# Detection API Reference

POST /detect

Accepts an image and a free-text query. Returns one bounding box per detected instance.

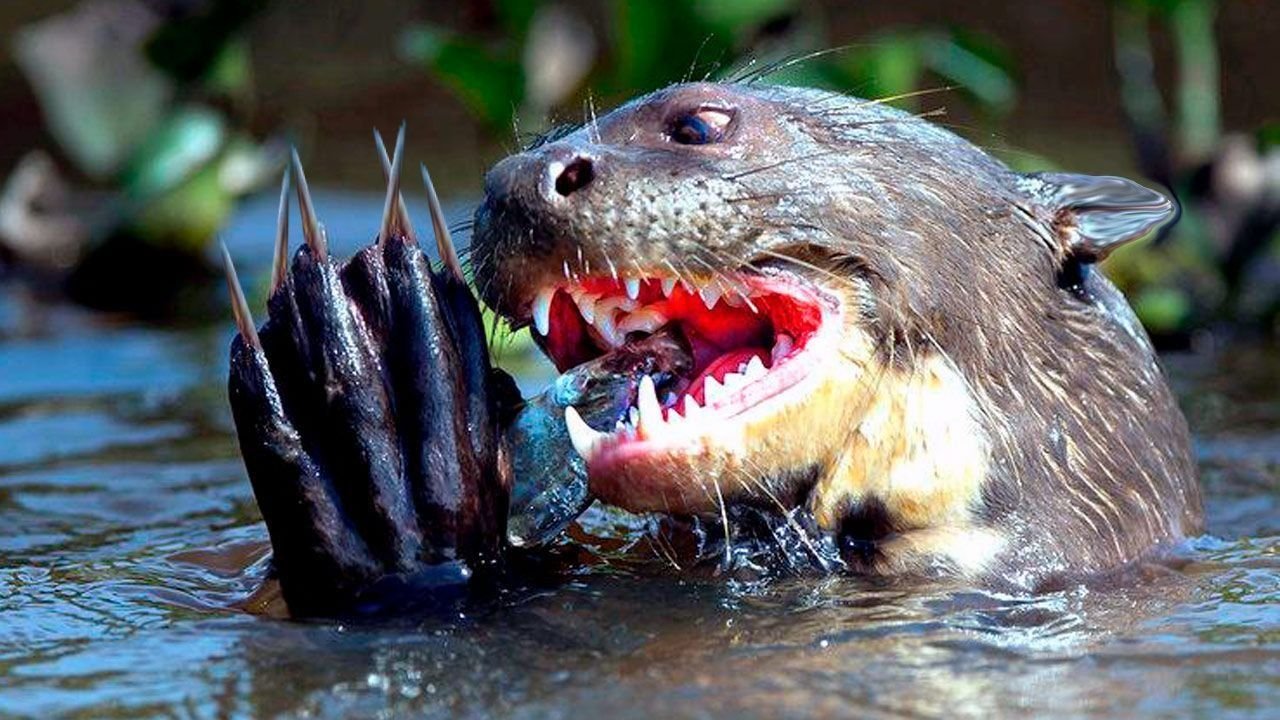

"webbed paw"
[224,129,511,617]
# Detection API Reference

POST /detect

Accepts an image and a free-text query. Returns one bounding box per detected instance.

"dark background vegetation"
[0,0,1276,340]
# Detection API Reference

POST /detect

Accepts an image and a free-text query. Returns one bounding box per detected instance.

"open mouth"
[525,267,843,476]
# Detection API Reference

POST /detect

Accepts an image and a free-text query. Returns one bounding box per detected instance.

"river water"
[0,192,1276,718]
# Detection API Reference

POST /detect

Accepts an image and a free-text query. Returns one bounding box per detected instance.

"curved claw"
[226,144,511,618]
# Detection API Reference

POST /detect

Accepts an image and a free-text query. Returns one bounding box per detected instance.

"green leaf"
[691,0,799,39]
[1258,123,1280,150]
[143,0,268,84]
[494,0,541,38]
[400,25,525,129]
[120,106,227,201]
[921,31,1017,116]
[1133,286,1194,333]
[12,4,172,179]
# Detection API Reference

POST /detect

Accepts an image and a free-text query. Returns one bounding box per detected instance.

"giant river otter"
[225,82,1203,617]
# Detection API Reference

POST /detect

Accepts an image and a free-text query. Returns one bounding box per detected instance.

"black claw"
[271,168,291,293]
[421,164,465,282]
[221,243,259,348]
[227,156,511,616]
[289,148,326,259]
[378,125,408,243]
[374,126,415,243]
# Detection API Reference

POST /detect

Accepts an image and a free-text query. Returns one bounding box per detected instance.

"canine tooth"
[532,289,554,336]
[573,292,598,323]
[596,310,624,347]
[565,406,607,460]
[699,286,721,310]
[597,295,639,314]
[772,334,794,363]
[703,376,724,404]
[682,394,702,421]
[624,277,641,300]
[637,375,663,437]
[661,277,677,297]
[617,308,667,335]
[745,355,767,378]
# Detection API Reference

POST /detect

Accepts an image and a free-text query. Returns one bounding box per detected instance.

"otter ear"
[1017,172,1177,261]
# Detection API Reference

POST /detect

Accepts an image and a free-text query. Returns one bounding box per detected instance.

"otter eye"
[668,107,733,145]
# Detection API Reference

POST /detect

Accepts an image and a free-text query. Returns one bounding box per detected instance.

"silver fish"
[506,328,692,547]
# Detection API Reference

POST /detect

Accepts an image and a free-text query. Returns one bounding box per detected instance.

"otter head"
[470,81,1183,572]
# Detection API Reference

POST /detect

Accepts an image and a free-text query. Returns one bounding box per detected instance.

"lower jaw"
[586,344,859,515]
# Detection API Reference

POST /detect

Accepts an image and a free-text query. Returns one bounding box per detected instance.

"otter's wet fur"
[471,82,1202,589]
[225,82,1203,617]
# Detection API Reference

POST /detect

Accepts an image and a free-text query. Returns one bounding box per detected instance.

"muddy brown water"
[0,192,1276,718]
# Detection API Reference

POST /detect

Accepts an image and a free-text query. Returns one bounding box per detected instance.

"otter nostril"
[554,156,595,197]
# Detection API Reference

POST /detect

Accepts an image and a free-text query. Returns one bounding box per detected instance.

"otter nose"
[550,154,595,198]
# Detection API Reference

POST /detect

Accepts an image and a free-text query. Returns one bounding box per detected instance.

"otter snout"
[482,142,601,216]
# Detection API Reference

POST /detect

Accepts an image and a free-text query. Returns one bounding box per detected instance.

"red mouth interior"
[536,277,822,409]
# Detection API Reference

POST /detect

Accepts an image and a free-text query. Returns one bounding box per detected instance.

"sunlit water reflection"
[0,193,1276,718]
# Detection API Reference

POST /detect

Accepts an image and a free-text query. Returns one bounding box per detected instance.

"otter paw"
[224,129,511,617]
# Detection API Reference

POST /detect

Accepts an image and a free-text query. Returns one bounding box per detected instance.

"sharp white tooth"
[617,308,668,335]
[573,292,598,323]
[745,355,767,378]
[597,295,638,315]
[596,310,624,347]
[683,394,702,421]
[681,279,696,295]
[723,292,743,308]
[723,371,746,390]
[703,376,724,404]
[772,334,794,363]
[628,407,639,426]
[661,277,677,297]
[624,277,641,300]
[532,288,554,336]
[662,391,677,407]
[615,419,626,432]
[666,406,683,425]
[637,375,663,438]
[699,286,721,310]
[565,406,604,460]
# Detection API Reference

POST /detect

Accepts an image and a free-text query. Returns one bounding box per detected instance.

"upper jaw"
[514,262,849,513]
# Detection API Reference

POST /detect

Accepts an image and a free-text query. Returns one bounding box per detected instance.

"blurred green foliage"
[404,0,1277,342]
[1107,0,1280,339]
[400,0,1017,134]
[12,0,279,259]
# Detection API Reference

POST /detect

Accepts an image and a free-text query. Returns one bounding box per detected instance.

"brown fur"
[470,82,1203,589]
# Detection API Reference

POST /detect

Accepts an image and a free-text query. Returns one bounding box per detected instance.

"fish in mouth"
[531,269,842,512]
[225,81,1202,617]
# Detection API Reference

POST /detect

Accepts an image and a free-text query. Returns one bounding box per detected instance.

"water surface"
[0,194,1276,718]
